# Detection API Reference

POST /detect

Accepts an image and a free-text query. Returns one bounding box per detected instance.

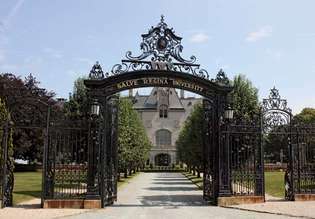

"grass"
[117,172,140,187]
[12,171,140,205]
[264,171,285,198]
[13,171,42,205]
[182,172,203,189]
[183,171,286,198]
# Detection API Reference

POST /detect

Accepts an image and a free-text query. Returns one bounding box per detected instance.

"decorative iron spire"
[160,14,165,23]
[262,86,292,130]
[89,61,104,79]
[126,16,196,64]
[262,86,291,113]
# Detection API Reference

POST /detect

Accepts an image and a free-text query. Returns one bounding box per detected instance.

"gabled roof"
[133,88,185,109]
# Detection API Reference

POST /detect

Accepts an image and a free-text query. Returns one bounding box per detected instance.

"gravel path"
[65,172,294,219]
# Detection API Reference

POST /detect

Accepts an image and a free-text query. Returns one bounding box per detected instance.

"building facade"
[133,87,201,167]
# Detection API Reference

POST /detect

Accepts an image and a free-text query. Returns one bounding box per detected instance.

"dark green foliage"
[176,103,204,173]
[63,77,89,119]
[0,98,14,206]
[264,125,289,163]
[231,74,259,120]
[294,108,315,124]
[0,73,57,163]
[176,74,259,173]
[118,98,152,175]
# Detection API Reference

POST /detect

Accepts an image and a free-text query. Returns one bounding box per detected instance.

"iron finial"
[161,14,165,23]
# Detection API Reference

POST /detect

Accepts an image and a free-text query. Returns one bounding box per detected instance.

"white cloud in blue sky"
[246,26,273,42]
[43,47,63,59]
[189,32,210,43]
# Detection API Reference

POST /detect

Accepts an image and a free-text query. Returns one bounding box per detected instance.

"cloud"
[189,32,210,43]
[0,0,25,31]
[246,26,273,42]
[74,57,94,65]
[66,69,85,78]
[266,48,283,60]
[43,47,63,59]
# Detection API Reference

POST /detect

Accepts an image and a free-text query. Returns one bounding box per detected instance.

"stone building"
[132,87,201,167]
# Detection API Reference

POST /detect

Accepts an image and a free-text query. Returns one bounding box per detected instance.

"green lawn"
[13,171,140,205]
[13,172,42,205]
[183,172,203,189]
[265,171,285,198]
[183,171,286,198]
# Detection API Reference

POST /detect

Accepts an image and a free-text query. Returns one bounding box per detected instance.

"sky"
[1,0,315,114]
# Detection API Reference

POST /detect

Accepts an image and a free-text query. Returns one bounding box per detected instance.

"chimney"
[180,89,184,99]
[129,89,133,97]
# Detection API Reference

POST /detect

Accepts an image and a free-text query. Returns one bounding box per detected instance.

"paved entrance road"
[66,173,295,219]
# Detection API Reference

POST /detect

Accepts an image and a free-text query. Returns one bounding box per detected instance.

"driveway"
[66,172,293,219]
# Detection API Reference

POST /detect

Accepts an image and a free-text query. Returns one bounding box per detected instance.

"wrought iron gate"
[290,124,315,199]
[223,116,264,197]
[262,87,315,200]
[203,98,216,202]
[99,96,119,207]
[43,119,89,202]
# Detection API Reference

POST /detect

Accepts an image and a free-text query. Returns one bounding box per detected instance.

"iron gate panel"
[291,124,315,197]
[203,98,216,202]
[222,119,264,197]
[43,120,89,200]
[99,96,119,207]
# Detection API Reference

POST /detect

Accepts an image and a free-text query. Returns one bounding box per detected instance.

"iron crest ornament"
[126,15,196,64]
[88,16,217,81]
[262,87,292,130]
[89,61,104,79]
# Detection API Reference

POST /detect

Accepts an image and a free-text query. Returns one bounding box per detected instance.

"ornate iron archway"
[41,16,265,208]
[82,16,265,207]
[263,87,315,201]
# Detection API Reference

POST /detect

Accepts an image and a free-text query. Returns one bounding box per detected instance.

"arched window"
[159,104,168,118]
[156,129,172,146]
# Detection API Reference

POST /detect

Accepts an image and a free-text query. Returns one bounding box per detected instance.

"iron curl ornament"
[262,87,292,130]
[88,16,215,81]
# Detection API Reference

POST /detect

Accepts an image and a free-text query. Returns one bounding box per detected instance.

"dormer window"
[159,104,168,118]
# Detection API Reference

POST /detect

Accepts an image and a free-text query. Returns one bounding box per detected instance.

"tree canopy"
[294,108,315,124]
[0,73,56,163]
[176,103,204,173]
[176,74,260,171]
[231,74,259,120]
[63,77,89,119]
[118,97,152,174]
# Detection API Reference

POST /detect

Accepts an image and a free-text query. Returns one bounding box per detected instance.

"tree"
[63,77,89,119]
[231,74,259,120]
[0,98,14,206]
[176,103,204,176]
[118,97,152,176]
[294,108,315,124]
[0,73,56,163]
[176,74,260,175]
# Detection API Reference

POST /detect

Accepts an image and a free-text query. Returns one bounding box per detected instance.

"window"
[156,129,172,146]
[159,104,168,118]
